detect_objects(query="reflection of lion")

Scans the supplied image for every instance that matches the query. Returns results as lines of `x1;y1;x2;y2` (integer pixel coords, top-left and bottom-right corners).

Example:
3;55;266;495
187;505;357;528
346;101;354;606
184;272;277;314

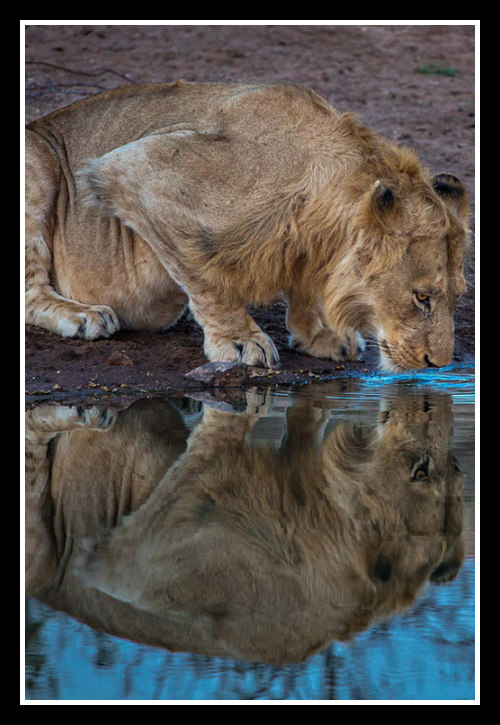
25;81;469;370
25;390;464;665
25;399;190;596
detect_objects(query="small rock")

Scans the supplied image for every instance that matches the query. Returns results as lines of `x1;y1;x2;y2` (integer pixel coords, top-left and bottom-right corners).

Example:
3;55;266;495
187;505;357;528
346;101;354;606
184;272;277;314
106;351;134;367
184;361;249;386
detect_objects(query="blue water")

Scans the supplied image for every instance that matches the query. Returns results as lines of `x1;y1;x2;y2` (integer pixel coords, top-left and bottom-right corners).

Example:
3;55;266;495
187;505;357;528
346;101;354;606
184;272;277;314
25;562;475;701
24;368;476;702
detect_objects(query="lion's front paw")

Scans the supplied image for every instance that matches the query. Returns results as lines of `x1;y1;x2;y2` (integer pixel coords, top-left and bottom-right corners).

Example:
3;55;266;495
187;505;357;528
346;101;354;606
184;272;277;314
244;387;273;415
27;404;117;433
205;331;280;368
75;405;117;430
290;328;365;362
58;305;120;340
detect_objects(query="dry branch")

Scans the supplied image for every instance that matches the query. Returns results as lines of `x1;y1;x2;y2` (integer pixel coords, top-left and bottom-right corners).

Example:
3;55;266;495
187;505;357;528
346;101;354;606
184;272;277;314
26;60;138;84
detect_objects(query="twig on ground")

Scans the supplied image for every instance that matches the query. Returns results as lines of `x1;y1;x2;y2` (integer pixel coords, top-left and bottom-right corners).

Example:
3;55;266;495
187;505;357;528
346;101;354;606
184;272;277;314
27;82;109;93
26;87;99;98
26;59;138;84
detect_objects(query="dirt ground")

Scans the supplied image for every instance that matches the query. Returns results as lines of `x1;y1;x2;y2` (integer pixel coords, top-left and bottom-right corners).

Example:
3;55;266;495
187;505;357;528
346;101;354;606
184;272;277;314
24;24;476;405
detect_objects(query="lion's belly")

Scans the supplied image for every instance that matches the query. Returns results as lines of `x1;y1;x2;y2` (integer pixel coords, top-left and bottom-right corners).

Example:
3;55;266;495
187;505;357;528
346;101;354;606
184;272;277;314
52;211;188;330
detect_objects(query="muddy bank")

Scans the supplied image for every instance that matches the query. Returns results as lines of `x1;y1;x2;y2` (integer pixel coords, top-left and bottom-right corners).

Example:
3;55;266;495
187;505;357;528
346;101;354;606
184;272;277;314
25;296;475;408
25;301;376;403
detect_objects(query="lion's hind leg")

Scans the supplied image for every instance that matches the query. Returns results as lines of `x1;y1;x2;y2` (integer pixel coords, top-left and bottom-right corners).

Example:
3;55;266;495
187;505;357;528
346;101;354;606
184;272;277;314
25;130;120;339
25;404;116;594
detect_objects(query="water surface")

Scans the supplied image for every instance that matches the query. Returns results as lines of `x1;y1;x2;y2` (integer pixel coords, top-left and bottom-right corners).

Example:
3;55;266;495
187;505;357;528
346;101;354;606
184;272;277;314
24;370;475;701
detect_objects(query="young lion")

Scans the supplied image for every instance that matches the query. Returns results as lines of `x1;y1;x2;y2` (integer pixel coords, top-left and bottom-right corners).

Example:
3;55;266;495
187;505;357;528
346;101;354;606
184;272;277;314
25;81;469;370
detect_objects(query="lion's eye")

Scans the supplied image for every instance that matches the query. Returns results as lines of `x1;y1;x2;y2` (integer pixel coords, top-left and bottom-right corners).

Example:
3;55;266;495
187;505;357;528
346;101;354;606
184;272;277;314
411;455;430;481
413;291;431;310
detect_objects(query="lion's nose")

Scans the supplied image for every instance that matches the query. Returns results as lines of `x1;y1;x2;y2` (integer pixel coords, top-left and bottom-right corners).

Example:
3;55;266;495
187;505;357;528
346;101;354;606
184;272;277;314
424;355;442;369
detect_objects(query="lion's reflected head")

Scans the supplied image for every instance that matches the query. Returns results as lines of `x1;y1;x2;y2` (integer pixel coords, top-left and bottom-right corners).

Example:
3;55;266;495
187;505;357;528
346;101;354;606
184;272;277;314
367;393;465;604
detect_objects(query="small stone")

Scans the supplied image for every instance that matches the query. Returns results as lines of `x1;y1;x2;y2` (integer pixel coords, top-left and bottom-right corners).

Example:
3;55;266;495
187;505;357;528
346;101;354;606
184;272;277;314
185;361;249;386
106;351;134;367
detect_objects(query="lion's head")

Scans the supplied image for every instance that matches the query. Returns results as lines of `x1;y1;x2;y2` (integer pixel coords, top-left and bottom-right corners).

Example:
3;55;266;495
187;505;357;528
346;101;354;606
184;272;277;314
320;129;470;372
358;171;469;371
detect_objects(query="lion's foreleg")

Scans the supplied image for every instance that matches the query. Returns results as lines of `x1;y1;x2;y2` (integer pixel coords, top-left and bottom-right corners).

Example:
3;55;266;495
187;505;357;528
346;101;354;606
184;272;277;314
286;295;364;362
286;296;324;350
282;399;331;451
188;292;280;368
185;405;257;459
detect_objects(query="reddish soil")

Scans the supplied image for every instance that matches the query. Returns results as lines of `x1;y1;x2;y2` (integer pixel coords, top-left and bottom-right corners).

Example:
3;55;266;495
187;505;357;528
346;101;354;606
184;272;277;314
24;24;475;405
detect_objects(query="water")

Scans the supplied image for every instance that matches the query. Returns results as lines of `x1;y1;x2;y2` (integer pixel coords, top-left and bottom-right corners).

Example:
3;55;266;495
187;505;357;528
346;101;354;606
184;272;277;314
24;369;476;702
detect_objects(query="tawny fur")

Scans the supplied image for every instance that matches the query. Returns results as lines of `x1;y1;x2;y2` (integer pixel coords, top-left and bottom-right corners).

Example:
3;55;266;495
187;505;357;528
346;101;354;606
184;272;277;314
25;81;469;369
25;390;464;664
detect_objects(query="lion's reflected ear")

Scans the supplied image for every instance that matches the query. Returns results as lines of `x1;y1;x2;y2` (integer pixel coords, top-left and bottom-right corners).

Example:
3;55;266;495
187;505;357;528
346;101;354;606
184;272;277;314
429;558;462;584
372;553;393;583
431;173;468;220
372;180;395;212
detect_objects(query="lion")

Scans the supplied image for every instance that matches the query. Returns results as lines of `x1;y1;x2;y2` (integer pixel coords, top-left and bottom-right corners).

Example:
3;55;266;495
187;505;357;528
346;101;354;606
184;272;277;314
25;81;469;371
25;388;465;664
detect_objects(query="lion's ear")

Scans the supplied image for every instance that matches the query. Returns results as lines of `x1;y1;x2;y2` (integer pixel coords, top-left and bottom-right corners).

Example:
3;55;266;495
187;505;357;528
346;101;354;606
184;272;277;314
431;172;465;198
431;173;469;220
371;180;395;213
